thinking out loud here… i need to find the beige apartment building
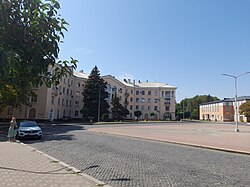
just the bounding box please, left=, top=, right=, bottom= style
left=199, top=96, right=250, bottom=122
left=0, top=69, right=177, bottom=121
left=103, top=76, right=177, bottom=120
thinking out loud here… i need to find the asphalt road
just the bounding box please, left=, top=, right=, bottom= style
left=17, top=124, right=250, bottom=187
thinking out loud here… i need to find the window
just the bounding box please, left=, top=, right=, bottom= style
left=75, top=101, right=79, bottom=107
left=141, top=98, right=145, bottom=103
left=66, top=100, right=68, bottom=106
left=67, top=89, right=69, bottom=95
left=58, top=98, right=60, bottom=105
left=130, top=97, right=133, bottom=102
left=154, top=91, right=158, bottom=96
left=172, top=91, right=175, bottom=97
left=147, top=106, right=151, bottom=111
left=8, top=106, right=13, bottom=115
left=51, top=96, right=55, bottom=104
left=136, top=98, right=139, bottom=103
left=136, top=105, right=139, bottom=110
left=63, top=87, right=65, bottom=94
left=136, top=91, right=139, bottom=95
left=154, top=98, right=158, bottom=103
left=77, top=82, right=80, bottom=87
left=141, top=106, right=145, bottom=111
left=141, top=91, right=145, bottom=95
left=31, top=95, right=37, bottom=102
left=165, top=91, right=170, bottom=97
left=62, top=99, right=64, bottom=106
left=147, top=98, right=151, bottom=103
left=75, top=111, right=79, bottom=117
left=130, top=105, right=133, bottom=110
left=148, top=91, right=151, bottom=95
left=154, top=106, right=158, bottom=111
left=131, top=90, right=134, bottom=94
left=70, top=100, right=72, bottom=107
left=76, top=91, right=80, bottom=97
left=165, top=106, right=170, bottom=111
left=165, top=98, right=170, bottom=104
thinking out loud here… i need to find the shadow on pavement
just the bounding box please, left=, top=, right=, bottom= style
left=109, top=178, right=131, bottom=181
left=0, top=123, right=86, bottom=143
left=82, top=165, right=100, bottom=171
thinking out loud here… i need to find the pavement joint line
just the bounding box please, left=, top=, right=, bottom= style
left=18, top=141, right=112, bottom=187
left=91, top=131, right=250, bottom=156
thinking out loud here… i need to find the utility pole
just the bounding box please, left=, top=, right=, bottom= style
left=222, top=72, right=250, bottom=132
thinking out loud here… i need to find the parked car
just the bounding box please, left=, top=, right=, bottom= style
left=17, top=121, right=42, bottom=139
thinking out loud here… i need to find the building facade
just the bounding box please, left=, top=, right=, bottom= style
left=103, top=75, right=177, bottom=120
left=0, top=70, right=177, bottom=121
left=199, top=96, right=250, bottom=122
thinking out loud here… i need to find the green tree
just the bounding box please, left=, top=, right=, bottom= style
left=239, top=101, right=250, bottom=118
left=0, top=0, right=77, bottom=109
left=177, top=95, right=219, bottom=120
left=111, top=96, right=129, bottom=121
left=134, top=110, right=142, bottom=121
left=150, top=112, right=155, bottom=120
left=81, top=66, right=109, bottom=122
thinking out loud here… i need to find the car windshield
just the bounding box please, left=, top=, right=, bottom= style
left=20, top=121, right=38, bottom=127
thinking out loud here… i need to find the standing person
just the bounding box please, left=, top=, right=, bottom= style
left=7, top=117, right=18, bottom=142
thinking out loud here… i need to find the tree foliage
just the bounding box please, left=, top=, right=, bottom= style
left=0, top=0, right=77, bottom=109
left=176, top=95, right=220, bottom=120
left=134, top=110, right=142, bottom=121
left=81, top=66, right=109, bottom=122
left=239, top=101, right=250, bottom=118
left=111, top=96, right=129, bottom=121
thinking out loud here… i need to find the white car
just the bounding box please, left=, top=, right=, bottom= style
left=17, top=121, right=42, bottom=139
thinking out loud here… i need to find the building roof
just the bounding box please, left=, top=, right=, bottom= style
left=73, top=72, right=177, bottom=89
left=118, top=79, right=177, bottom=89
left=199, top=96, right=250, bottom=106
left=135, top=82, right=176, bottom=89
left=73, top=71, right=89, bottom=79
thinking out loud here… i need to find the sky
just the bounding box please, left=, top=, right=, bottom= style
left=57, top=0, right=250, bottom=102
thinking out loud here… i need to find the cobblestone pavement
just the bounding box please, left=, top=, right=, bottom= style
left=0, top=141, right=109, bottom=187
left=20, top=123, right=250, bottom=187
left=89, top=122, right=250, bottom=154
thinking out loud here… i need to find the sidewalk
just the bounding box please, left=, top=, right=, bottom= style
left=89, top=123, right=250, bottom=155
left=0, top=141, right=111, bottom=187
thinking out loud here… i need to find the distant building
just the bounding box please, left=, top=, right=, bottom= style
left=199, top=96, right=250, bottom=122
left=103, top=75, right=177, bottom=120
left=0, top=68, right=177, bottom=121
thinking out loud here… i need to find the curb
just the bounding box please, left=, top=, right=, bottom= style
left=92, top=131, right=250, bottom=156
left=18, top=142, right=112, bottom=187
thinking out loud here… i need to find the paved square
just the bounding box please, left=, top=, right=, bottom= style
left=89, top=122, right=250, bottom=154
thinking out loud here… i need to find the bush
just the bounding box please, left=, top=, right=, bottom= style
left=102, top=113, right=110, bottom=122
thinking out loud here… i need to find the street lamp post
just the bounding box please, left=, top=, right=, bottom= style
left=97, top=86, right=101, bottom=122
left=182, top=100, right=185, bottom=121
left=222, top=72, right=250, bottom=132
